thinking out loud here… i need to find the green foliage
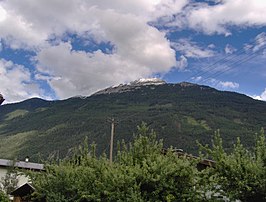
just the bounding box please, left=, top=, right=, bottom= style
left=199, top=129, right=266, bottom=201
left=0, top=163, right=19, bottom=194
left=1, top=83, right=266, bottom=159
left=116, top=123, right=199, bottom=201
left=0, top=163, right=18, bottom=202
left=0, top=190, right=9, bottom=202
left=29, top=124, right=266, bottom=201
left=30, top=124, right=201, bottom=201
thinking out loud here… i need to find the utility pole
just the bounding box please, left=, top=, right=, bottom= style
left=108, top=117, right=118, bottom=164
left=110, top=118, right=115, bottom=163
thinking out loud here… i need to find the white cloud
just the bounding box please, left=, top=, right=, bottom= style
left=86, top=0, right=188, bottom=19
left=176, top=55, right=188, bottom=70
left=0, top=4, right=48, bottom=49
left=225, top=44, right=236, bottom=54
left=186, top=0, right=266, bottom=35
left=208, top=44, right=216, bottom=49
left=252, top=88, right=266, bottom=101
left=0, top=0, right=264, bottom=101
left=218, top=81, right=239, bottom=89
left=260, top=89, right=266, bottom=100
left=202, top=78, right=240, bottom=90
left=243, top=32, right=266, bottom=54
left=0, top=5, right=7, bottom=22
left=171, top=39, right=214, bottom=58
left=0, top=0, right=187, bottom=49
left=96, top=10, right=175, bottom=72
left=35, top=41, right=175, bottom=99
left=191, top=76, right=202, bottom=82
left=0, top=59, right=48, bottom=103
left=151, top=0, right=188, bottom=19
left=252, top=95, right=262, bottom=100
left=253, top=32, right=266, bottom=52
left=0, top=0, right=177, bottom=99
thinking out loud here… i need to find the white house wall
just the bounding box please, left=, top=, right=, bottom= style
left=0, top=167, right=29, bottom=189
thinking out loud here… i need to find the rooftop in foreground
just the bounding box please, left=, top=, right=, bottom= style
left=0, top=158, right=44, bottom=171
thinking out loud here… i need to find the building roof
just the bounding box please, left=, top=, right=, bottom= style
left=10, top=183, right=35, bottom=197
left=0, top=159, right=44, bottom=171
left=161, top=148, right=216, bottom=170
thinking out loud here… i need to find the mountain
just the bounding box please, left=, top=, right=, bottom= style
left=94, top=78, right=166, bottom=95
left=0, top=80, right=266, bottom=160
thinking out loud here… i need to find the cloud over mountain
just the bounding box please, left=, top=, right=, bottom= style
left=0, top=0, right=265, bottom=102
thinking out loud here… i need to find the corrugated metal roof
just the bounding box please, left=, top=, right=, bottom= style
left=0, top=159, right=44, bottom=171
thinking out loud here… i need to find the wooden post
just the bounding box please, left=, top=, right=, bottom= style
left=109, top=118, right=115, bottom=163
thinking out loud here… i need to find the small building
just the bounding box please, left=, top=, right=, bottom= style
left=11, top=183, right=35, bottom=202
left=0, top=158, right=44, bottom=201
left=162, top=148, right=216, bottom=170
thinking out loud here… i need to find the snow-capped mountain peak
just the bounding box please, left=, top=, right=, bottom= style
left=129, top=78, right=166, bottom=86
left=93, top=78, right=166, bottom=95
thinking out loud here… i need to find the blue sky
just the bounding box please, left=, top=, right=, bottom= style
left=0, top=0, right=265, bottom=103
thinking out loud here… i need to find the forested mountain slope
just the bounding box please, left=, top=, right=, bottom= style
left=0, top=81, right=265, bottom=160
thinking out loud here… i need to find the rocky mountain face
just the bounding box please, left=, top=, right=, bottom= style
left=94, top=78, right=166, bottom=95
left=0, top=80, right=265, bottom=160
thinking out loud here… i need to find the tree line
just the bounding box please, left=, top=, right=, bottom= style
left=1, top=123, right=266, bottom=201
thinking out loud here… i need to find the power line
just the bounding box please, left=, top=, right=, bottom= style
left=200, top=43, right=266, bottom=84
left=185, top=36, right=266, bottom=83
left=185, top=48, right=246, bottom=82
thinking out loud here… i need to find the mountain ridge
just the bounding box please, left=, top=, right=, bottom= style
left=0, top=81, right=265, bottom=160
left=93, top=78, right=167, bottom=95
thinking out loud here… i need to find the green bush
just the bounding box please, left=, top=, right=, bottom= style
left=199, top=129, right=266, bottom=201
left=30, top=125, right=266, bottom=202
left=30, top=123, right=200, bottom=201
left=0, top=190, right=9, bottom=202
